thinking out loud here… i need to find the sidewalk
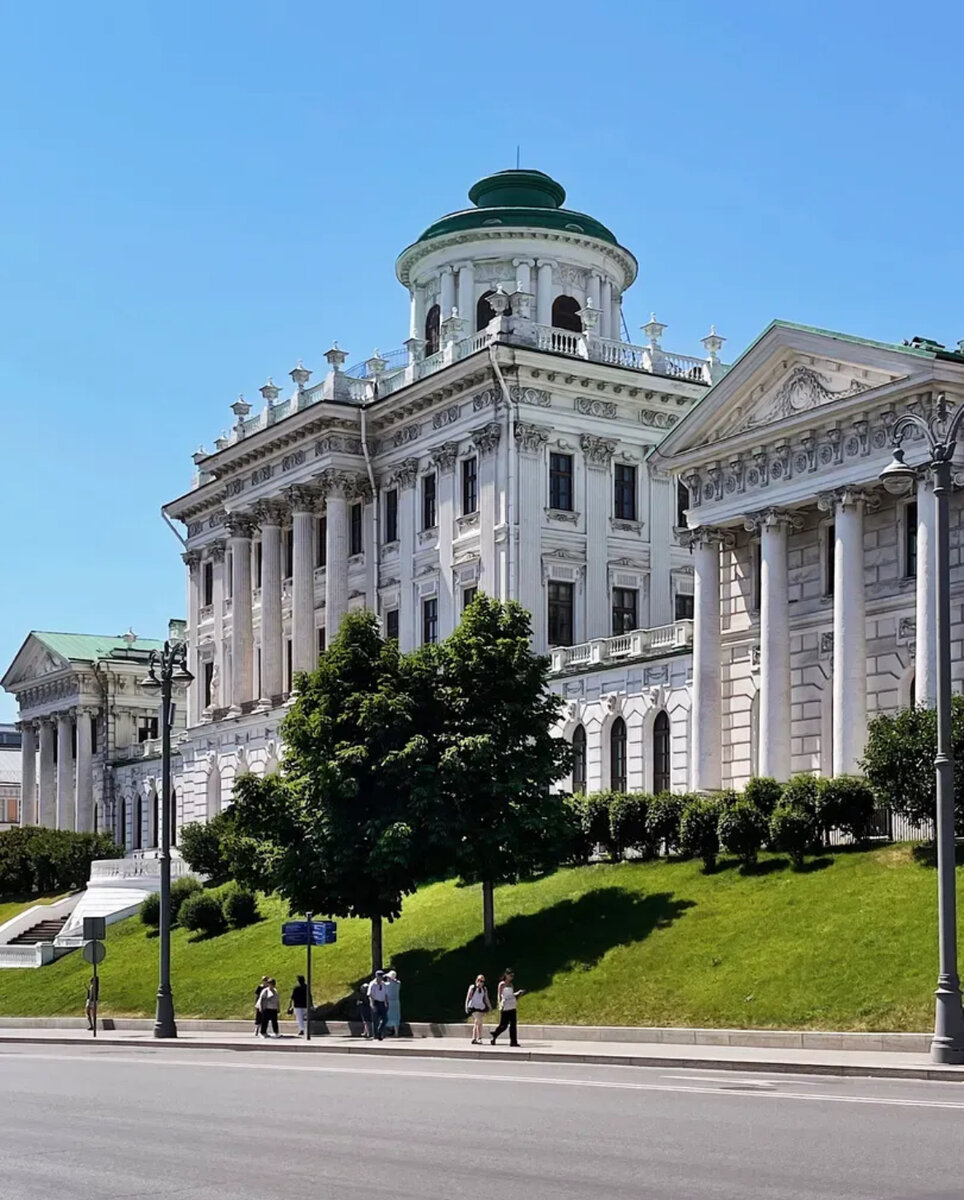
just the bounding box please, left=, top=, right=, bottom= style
left=3, top=1021, right=964, bottom=1083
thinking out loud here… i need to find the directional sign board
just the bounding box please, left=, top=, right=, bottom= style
left=281, top=920, right=336, bottom=947
left=83, top=916, right=106, bottom=941
left=83, top=940, right=106, bottom=965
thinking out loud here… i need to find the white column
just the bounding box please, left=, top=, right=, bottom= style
left=687, top=528, right=727, bottom=792
left=256, top=502, right=285, bottom=706
left=226, top=514, right=255, bottom=713
left=829, top=488, right=870, bottom=775
left=394, top=461, right=418, bottom=652
left=20, top=721, right=37, bottom=825
left=582, top=435, right=615, bottom=639
left=38, top=718, right=55, bottom=827
left=515, top=423, right=549, bottom=649
left=916, top=475, right=937, bottom=707
left=588, top=272, right=601, bottom=316
left=753, top=509, right=796, bottom=780
left=75, top=708, right=94, bottom=833
left=210, top=541, right=226, bottom=711
left=324, top=474, right=349, bottom=639
left=433, top=444, right=457, bottom=638
left=648, top=467, right=674, bottom=627
left=472, top=423, right=502, bottom=598
left=513, top=258, right=533, bottom=294
left=610, top=294, right=622, bottom=341
left=289, top=489, right=317, bottom=675
left=56, top=713, right=74, bottom=831
left=183, top=549, right=201, bottom=726
left=600, top=279, right=613, bottom=340
left=440, top=267, right=455, bottom=319
left=457, top=263, right=475, bottom=327
left=536, top=259, right=554, bottom=325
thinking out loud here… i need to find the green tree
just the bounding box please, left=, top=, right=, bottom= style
left=227, top=610, right=438, bottom=972
left=436, top=594, right=572, bottom=945
left=178, top=810, right=236, bottom=885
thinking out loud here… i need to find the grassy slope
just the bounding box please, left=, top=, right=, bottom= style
left=0, top=846, right=955, bottom=1031
left=0, top=894, right=68, bottom=926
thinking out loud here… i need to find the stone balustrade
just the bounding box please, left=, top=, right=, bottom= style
left=549, top=620, right=694, bottom=674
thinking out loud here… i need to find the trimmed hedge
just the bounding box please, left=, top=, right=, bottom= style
left=769, top=803, right=817, bottom=870
left=743, top=777, right=784, bottom=820
left=608, top=793, right=650, bottom=861
left=816, top=775, right=876, bottom=846
left=178, top=891, right=227, bottom=937
left=646, top=793, right=685, bottom=857
left=718, top=800, right=768, bottom=867
left=679, top=797, right=723, bottom=872
left=222, top=886, right=260, bottom=928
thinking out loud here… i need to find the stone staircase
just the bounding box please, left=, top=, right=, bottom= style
left=7, top=918, right=69, bottom=946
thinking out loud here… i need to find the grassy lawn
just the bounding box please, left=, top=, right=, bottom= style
left=0, top=894, right=69, bottom=926
left=0, top=845, right=956, bottom=1031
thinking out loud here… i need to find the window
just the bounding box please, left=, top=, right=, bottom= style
left=477, top=291, right=496, bottom=330
left=254, top=540, right=263, bottom=581
left=385, top=610, right=399, bottom=642
left=674, top=592, right=694, bottom=621
left=90, top=715, right=98, bottom=755
left=462, top=586, right=478, bottom=612
left=653, top=711, right=671, bottom=794
left=547, top=581, right=574, bottom=647
left=461, top=456, right=478, bottom=515
left=283, top=528, right=294, bottom=578
left=202, top=561, right=214, bottom=606
left=317, top=627, right=326, bottom=657
left=422, top=472, right=437, bottom=529
left=905, top=500, right=918, bottom=578
left=71, top=722, right=77, bottom=759
left=614, top=464, right=637, bottom=521
left=824, top=521, right=835, bottom=596
left=551, top=294, right=582, bottom=332
left=285, top=639, right=293, bottom=693
left=610, top=717, right=627, bottom=793
left=119, top=797, right=127, bottom=848
left=384, top=489, right=399, bottom=543
left=349, top=503, right=363, bottom=556
left=133, top=797, right=142, bottom=851
left=422, top=597, right=438, bottom=645
left=549, top=453, right=574, bottom=511
left=317, top=516, right=327, bottom=568
left=676, top=481, right=690, bottom=528
left=203, top=661, right=214, bottom=708
left=611, top=587, right=638, bottom=635
left=572, top=725, right=587, bottom=795
left=226, top=551, right=233, bottom=597
left=137, top=716, right=159, bottom=744
left=424, top=304, right=441, bottom=357
left=752, top=540, right=762, bottom=613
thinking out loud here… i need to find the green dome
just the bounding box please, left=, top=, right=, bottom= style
left=414, top=168, right=619, bottom=246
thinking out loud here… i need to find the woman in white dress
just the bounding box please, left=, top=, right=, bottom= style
left=465, top=974, right=491, bottom=1044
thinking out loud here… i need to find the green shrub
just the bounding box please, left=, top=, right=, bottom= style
left=816, top=775, right=877, bottom=845
left=140, top=892, right=160, bottom=927
left=170, top=875, right=202, bottom=924
left=781, top=774, right=821, bottom=846
left=178, top=811, right=236, bottom=885
left=0, top=827, right=122, bottom=896
left=580, top=793, right=614, bottom=856
left=177, top=891, right=227, bottom=937
left=679, top=797, right=723, bottom=871
left=769, top=803, right=817, bottom=870
left=222, top=886, right=259, bottom=928
left=561, top=796, right=594, bottom=865
left=609, top=793, right=650, bottom=860
left=645, top=793, right=684, bottom=856
left=743, top=777, right=784, bottom=820
left=718, top=800, right=769, bottom=867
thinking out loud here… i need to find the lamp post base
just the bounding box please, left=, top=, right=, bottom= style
left=931, top=979, right=964, bottom=1064
left=154, top=988, right=178, bottom=1039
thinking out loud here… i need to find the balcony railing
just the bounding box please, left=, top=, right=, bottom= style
left=549, top=620, right=694, bottom=674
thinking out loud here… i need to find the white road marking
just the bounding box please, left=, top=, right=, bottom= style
left=3, top=1048, right=964, bottom=1111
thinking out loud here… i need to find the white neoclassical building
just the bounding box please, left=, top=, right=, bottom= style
left=162, top=168, right=725, bottom=818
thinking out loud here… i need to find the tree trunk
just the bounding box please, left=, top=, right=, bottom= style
left=371, top=915, right=383, bottom=974
left=482, top=880, right=495, bottom=947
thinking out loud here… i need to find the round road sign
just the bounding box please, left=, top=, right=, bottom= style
left=82, top=940, right=106, bottom=966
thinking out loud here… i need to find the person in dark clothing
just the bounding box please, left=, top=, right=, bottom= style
left=289, top=975, right=309, bottom=1037
left=253, top=975, right=269, bottom=1038
left=257, top=978, right=281, bottom=1038
left=357, top=981, right=373, bottom=1038
left=490, top=969, right=525, bottom=1047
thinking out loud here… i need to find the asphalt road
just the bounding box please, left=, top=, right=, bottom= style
left=2, top=1045, right=964, bottom=1199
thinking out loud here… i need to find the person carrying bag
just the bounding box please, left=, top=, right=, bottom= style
left=465, top=974, right=491, bottom=1045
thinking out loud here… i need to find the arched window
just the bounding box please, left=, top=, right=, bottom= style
left=653, top=712, right=671, bottom=795
left=610, top=717, right=627, bottom=793
left=572, top=725, right=587, bottom=795
left=206, top=766, right=221, bottom=820
left=552, top=295, right=582, bottom=333
left=133, top=796, right=142, bottom=851
left=477, top=290, right=496, bottom=330
left=424, top=304, right=440, bottom=356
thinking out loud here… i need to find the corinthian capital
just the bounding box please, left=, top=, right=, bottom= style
left=284, top=484, right=319, bottom=514
left=817, top=486, right=880, bottom=513
left=390, top=458, right=420, bottom=489
left=471, top=422, right=502, bottom=456
left=580, top=433, right=618, bottom=468
left=224, top=512, right=256, bottom=539
left=182, top=549, right=202, bottom=569
left=431, top=442, right=459, bottom=473
left=743, top=507, right=804, bottom=534
left=514, top=421, right=550, bottom=454
left=679, top=525, right=735, bottom=551
left=254, top=499, right=288, bottom=527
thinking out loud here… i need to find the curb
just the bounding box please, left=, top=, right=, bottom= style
left=3, top=1033, right=963, bottom=1083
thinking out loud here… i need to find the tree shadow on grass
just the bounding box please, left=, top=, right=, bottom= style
left=912, top=843, right=964, bottom=869
left=796, top=856, right=834, bottom=874
left=324, top=887, right=695, bottom=1023
left=739, top=857, right=791, bottom=878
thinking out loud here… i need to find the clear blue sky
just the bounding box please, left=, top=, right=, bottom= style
left=2, top=1, right=960, bottom=720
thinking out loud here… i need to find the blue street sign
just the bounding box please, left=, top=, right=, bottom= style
left=282, top=919, right=337, bottom=947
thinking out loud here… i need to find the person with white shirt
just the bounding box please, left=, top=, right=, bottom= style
left=367, top=970, right=390, bottom=1041
left=490, top=968, right=525, bottom=1047
left=465, top=973, right=491, bottom=1044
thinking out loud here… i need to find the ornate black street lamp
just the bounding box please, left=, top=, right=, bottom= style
left=140, top=640, right=193, bottom=1039
left=880, top=392, right=964, bottom=1064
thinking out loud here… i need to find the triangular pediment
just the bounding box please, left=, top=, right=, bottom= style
left=1, top=635, right=71, bottom=693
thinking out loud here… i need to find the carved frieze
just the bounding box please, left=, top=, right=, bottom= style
left=576, top=397, right=617, bottom=419
left=433, top=405, right=461, bottom=429
left=510, top=385, right=551, bottom=408
left=640, top=409, right=680, bottom=428
left=393, top=423, right=421, bottom=449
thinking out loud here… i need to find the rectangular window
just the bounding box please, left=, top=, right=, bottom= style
left=203, top=661, right=214, bottom=708
left=385, top=609, right=399, bottom=642
left=422, top=597, right=438, bottom=645
left=462, top=586, right=478, bottom=612
left=137, top=716, right=159, bottom=744
left=825, top=522, right=835, bottom=596
left=317, top=627, right=326, bottom=656
left=317, top=516, right=327, bottom=568
left=461, top=457, right=478, bottom=515
left=905, top=500, right=918, bottom=578
left=384, top=488, right=399, bottom=543
left=422, top=473, right=437, bottom=529
left=349, top=503, right=363, bottom=556
left=614, top=464, right=637, bottom=521
left=283, top=528, right=294, bottom=579
left=547, top=581, right=574, bottom=647
left=676, top=480, right=690, bottom=528
left=611, top=587, right=638, bottom=635
left=202, top=561, right=214, bottom=607
left=549, top=453, right=574, bottom=512
left=674, top=592, right=695, bottom=621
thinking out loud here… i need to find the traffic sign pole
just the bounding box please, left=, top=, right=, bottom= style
left=92, top=952, right=98, bottom=1039
left=305, top=912, right=312, bottom=1043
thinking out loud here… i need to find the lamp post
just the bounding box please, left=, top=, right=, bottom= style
left=880, top=392, right=964, bottom=1064
left=139, top=640, right=193, bottom=1040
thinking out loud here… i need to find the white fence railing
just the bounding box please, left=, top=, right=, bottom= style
left=550, top=621, right=694, bottom=674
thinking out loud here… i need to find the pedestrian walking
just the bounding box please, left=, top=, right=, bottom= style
left=253, top=975, right=268, bottom=1038
left=85, top=976, right=99, bottom=1031
left=490, top=968, right=525, bottom=1047
left=257, top=977, right=281, bottom=1038
left=385, top=969, right=401, bottom=1036
left=357, top=980, right=373, bottom=1038
left=288, top=974, right=309, bottom=1037
left=465, top=974, right=491, bottom=1044
left=368, top=969, right=390, bottom=1041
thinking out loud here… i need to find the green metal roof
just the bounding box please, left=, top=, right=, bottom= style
left=770, top=320, right=964, bottom=361
left=33, top=632, right=165, bottom=662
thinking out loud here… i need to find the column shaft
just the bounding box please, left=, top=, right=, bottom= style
left=457, top=263, right=475, bottom=326
left=588, top=272, right=601, bottom=315
left=396, top=465, right=417, bottom=652
left=291, top=503, right=316, bottom=674
left=258, top=515, right=284, bottom=703
left=227, top=519, right=254, bottom=711
left=833, top=494, right=867, bottom=775
left=610, top=295, right=622, bottom=341
left=183, top=551, right=201, bottom=726
left=75, top=710, right=94, bottom=833
left=600, top=279, right=613, bottom=340
left=211, top=542, right=226, bottom=710
left=690, top=533, right=723, bottom=791
left=536, top=260, right=554, bottom=325
left=440, top=267, right=455, bottom=318
left=516, top=428, right=547, bottom=649
left=585, top=456, right=611, bottom=639
left=648, top=469, right=674, bottom=627
left=916, top=477, right=937, bottom=706
left=56, top=714, right=74, bottom=831
left=434, top=447, right=457, bottom=638
left=325, top=488, right=349, bottom=639
left=38, top=719, right=55, bottom=827
left=758, top=516, right=792, bottom=779
left=20, top=722, right=37, bottom=825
